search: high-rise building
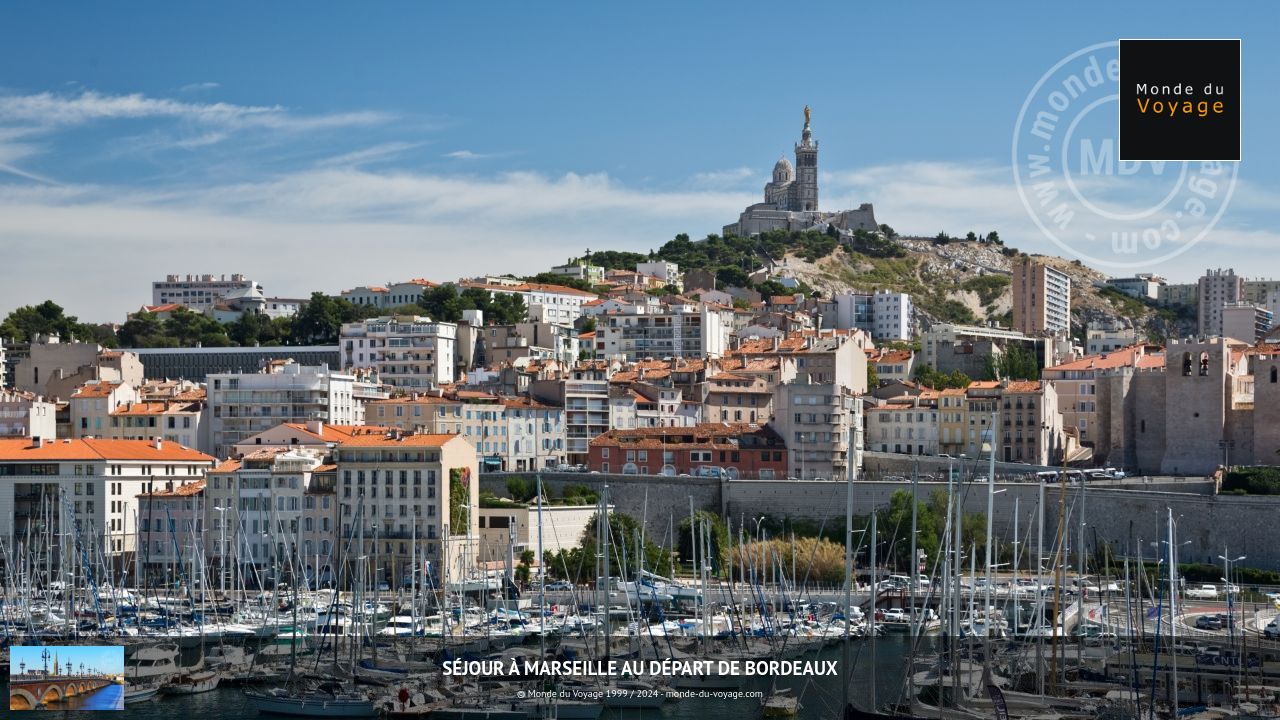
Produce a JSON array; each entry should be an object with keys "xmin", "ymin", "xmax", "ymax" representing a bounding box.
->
[
  {"xmin": 1197, "ymin": 268, "xmax": 1244, "ymax": 337},
  {"xmin": 1012, "ymin": 257, "xmax": 1071, "ymax": 336}
]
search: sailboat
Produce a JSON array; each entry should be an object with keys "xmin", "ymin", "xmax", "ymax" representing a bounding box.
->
[
  {"xmin": 160, "ymin": 668, "xmax": 223, "ymax": 695},
  {"xmin": 246, "ymin": 684, "xmax": 380, "ymax": 718}
]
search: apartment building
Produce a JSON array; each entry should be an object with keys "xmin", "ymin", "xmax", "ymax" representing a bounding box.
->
[
  {"xmin": 203, "ymin": 448, "xmax": 328, "ymax": 588},
  {"xmin": 733, "ymin": 331, "xmax": 869, "ymax": 394},
  {"xmin": 16, "ymin": 342, "xmax": 144, "ymax": 400},
  {"xmin": 1198, "ymin": 268, "xmax": 1244, "ymax": 337},
  {"xmin": 0, "ymin": 389, "xmax": 56, "ymax": 439},
  {"xmin": 1221, "ymin": 303, "xmax": 1273, "ymax": 343},
  {"xmin": 1012, "ymin": 257, "xmax": 1071, "ymax": 336},
  {"xmin": 770, "ymin": 380, "xmax": 862, "ymax": 481},
  {"xmin": 595, "ymin": 302, "xmax": 730, "ymax": 362},
  {"xmin": 334, "ymin": 431, "xmax": 478, "ymax": 588},
  {"xmin": 135, "ymin": 479, "xmax": 206, "ymax": 584},
  {"xmin": 0, "ymin": 437, "xmax": 214, "ymax": 574},
  {"xmin": 703, "ymin": 372, "xmax": 773, "ymax": 424},
  {"xmin": 366, "ymin": 392, "xmax": 567, "ymax": 471},
  {"xmin": 339, "ymin": 279, "xmax": 438, "ymax": 309},
  {"xmin": 587, "ymin": 423, "xmax": 787, "ymax": 478},
  {"xmin": 530, "ymin": 364, "xmax": 611, "ymax": 465},
  {"xmin": 340, "ymin": 315, "xmax": 457, "ymax": 389},
  {"xmin": 208, "ymin": 362, "xmax": 364, "ymax": 458},
  {"xmin": 152, "ymin": 273, "xmax": 258, "ymax": 311},
  {"xmin": 867, "ymin": 393, "xmax": 939, "ymax": 456},
  {"xmin": 997, "ymin": 380, "xmax": 1063, "ymax": 465}
]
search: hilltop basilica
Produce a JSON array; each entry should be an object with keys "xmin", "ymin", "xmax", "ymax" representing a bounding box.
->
[{"xmin": 723, "ymin": 106, "xmax": 880, "ymax": 238}]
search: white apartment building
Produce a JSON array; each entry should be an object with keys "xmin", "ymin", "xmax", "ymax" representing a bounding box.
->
[
  {"xmin": 366, "ymin": 393, "xmax": 567, "ymax": 472},
  {"xmin": 339, "ymin": 279, "xmax": 438, "ymax": 309},
  {"xmin": 204, "ymin": 448, "xmax": 327, "ymax": 585},
  {"xmin": 0, "ymin": 437, "xmax": 214, "ymax": 572},
  {"xmin": 871, "ymin": 290, "xmax": 913, "ymax": 341},
  {"xmin": 1085, "ymin": 322, "xmax": 1138, "ymax": 355},
  {"xmin": 208, "ymin": 362, "xmax": 362, "ymax": 458},
  {"xmin": 152, "ymin": 274, "xmax": 259, "ymax": 311},
  {"xmin": 340, "ymin": 316, "xmax": 457, "ymax": 389},
  {"xmin": 530, "ymin": 365, "xmax": 611, "ymax": 464},
  {"xmin": 595, "ymin": 303, "xmax": 730, "ymax": 361},
  {"xmin": 635, "ymin": 261, "xmax": 681, "ymax": 287},
  {"xmin": 0, "ymin": 389, "xmax": 56, "ymax": 439}
]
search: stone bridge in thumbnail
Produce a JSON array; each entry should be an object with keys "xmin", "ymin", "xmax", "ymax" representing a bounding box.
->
[{"xmin": 9, "ymin": 674, "xmax": 117, "ymax": 710}]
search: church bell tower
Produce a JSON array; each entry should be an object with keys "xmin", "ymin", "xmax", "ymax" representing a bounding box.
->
[{"xmin": 793, "ymin": 105, "xmax": 818, "ymax": 212}]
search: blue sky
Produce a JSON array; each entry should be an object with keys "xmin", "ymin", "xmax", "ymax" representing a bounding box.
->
[
  {"xmin": 0, "ymin": 2, "xmax": 1276, "ymax": 321},
  {"xmin": 11, "ymin": 645, "xmax": 124, "ymax": 675}
]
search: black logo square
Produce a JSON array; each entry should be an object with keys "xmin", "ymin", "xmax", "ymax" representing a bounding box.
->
[{"xmin": 1119, "ymin": 39, "xmax": 1240, "ymax": 161}]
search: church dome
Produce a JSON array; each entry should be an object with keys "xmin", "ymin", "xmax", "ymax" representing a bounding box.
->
[{"xmin": 772, "ymin": 156, "xmax": 794, "ymax": 182}]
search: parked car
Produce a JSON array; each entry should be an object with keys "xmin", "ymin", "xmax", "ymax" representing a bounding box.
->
[
  {"xmin": 1195, "ymin": 615, "xmax": 1223, "ymax": 630},
  {"xmin": 1264, "ymin": 618, "xmax": 1279, "ymax": 639},
  {"xmin": 544, "ymin": 580, "xmax": 573, "ymax": 591},
  {"xmin": 881, "ymin": 608, "xmax": 907, "ymax": 622},
  {"xmin": 1186, "ymin": 584, "xmax": 1220, "ymax": 599}
]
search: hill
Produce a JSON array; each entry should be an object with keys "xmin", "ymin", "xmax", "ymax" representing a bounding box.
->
[{"xmin": 616, "ymin": 229, "xmax": 1196, "ymax": 344}]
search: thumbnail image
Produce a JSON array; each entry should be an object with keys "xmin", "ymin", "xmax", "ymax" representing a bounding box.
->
[{"xmin": 9, "ymin": 646, "xmax": 125, "ymax": 711}]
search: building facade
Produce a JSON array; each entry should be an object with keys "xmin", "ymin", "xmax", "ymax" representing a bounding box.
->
[
  {"xmin": 208, "ymin": 362, "xmax": 363, "ymax": 458},
  {"xmin": 152, "ymin": 274, "xmax": 258, "ymax": 311},
  {"xmin": 1198, "ymin": 268, "xmax": 1244, "ymax": 337},
  {"xmin": 1012, "ymin": 257, "xmax": 1071, "ymax": 336},
  {"xmin": 340, "ymin": 315, "xmax": 458, "ymax": 389}
]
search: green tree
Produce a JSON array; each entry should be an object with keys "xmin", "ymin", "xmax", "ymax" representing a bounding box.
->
[
  {"xmin": 677, "ymin": 511, "xmax": 730, "ymax": 576},
  {"xmin": 448, "ymin": 468, "xmax": 472, "ymax": 535},
  {"xmin": 291, "ymin": 292, "xmax": 350, "ymax": 344},
  {"xmin": 875, "ymin": 490, "xmax": 942, "ymax": 572},
  {"xmin": 163, "ymin": 308, "xmax": 229, "ymax": 346},
  {"xmin": 867, "ymin": 363, "xmax": 880, "ymax": 389},
  {"xmin": 117, "ymin": 312, "xmax": 166, "ymax": 347},
  {"xmin": 505, "ymin": 476, "xmax": 536, "ymax": 502},
  {"xmin": 0, "ymin": 300, "xmax": 97, "ymax": 343}
]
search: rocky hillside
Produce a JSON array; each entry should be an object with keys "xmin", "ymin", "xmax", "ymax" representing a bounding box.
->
[{"xmin": 770, "ymin": 235, "xmax": 1194, "ymax": 342}]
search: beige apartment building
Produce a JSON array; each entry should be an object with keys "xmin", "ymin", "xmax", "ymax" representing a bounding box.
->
[{"xmin": 1012, "ymin": 257, "xmax": 1071, "ymax": 337}]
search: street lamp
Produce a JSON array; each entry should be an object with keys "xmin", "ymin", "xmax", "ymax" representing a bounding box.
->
[
  {"xmin": 214, "ymin": 506, "xmax": 229, "ymax": 598},
  {"xmin": 1218, "ymin": 552, "xmax": 1246, "ymax": 646}
]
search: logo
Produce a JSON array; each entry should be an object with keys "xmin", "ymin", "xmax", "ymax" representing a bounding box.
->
[{"xmin": 1012, "ymin": 41, "xmax": 1237, "ymax": 269}]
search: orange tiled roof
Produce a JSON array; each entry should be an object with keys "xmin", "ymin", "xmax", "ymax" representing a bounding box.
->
[
  {"xmin": 337, "ymin": 432, "xmax": 457, "ymax": 448},
  {"xmin": 279, "ymin": 423, "xmax": 397, "ymax": 442},
  {"xmin": 1004, "ymin": 380, "xmax": 1043, "ymax": 393},
  {"xmin": 111, "ymin": 401, "xmax": 200, "ymax": 416},
  {"xmin": 1045, "ymin": 344, "xmax": 1165, "ymax": 373},
  {"xmin": 72, "ymin": 382, "xmax": 122, "ymax": 399},
  {"xmin": 0, "ymin": 438, "xmax": 213, "ymax": 462},
  {"xmin": 139, "ymin": 479, "xmax": 206, "ymax": 498},
  {"xmin": 209, "ymin": 458, "xmax": 243, "ymax": 473},
  {"xmin": 143, "ymin": 303, "xmax": 184, "ymax": 313}
]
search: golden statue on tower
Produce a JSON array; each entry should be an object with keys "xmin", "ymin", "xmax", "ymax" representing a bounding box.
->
[{"xmin": 804, "ymin": 105, "xmax": 811, "ymax": 125}]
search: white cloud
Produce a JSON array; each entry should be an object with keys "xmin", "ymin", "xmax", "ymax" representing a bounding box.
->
[
  {"xmin": 319, "ymin": 142, "xmax": 424, "ymax": 168},
  {"xmin": 179, "ymin": 82, "xmax": 221, "ymax": 92},
  {"xmin": 0, "ymin": 90, "xmax": 393, "ymax": 133}
]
